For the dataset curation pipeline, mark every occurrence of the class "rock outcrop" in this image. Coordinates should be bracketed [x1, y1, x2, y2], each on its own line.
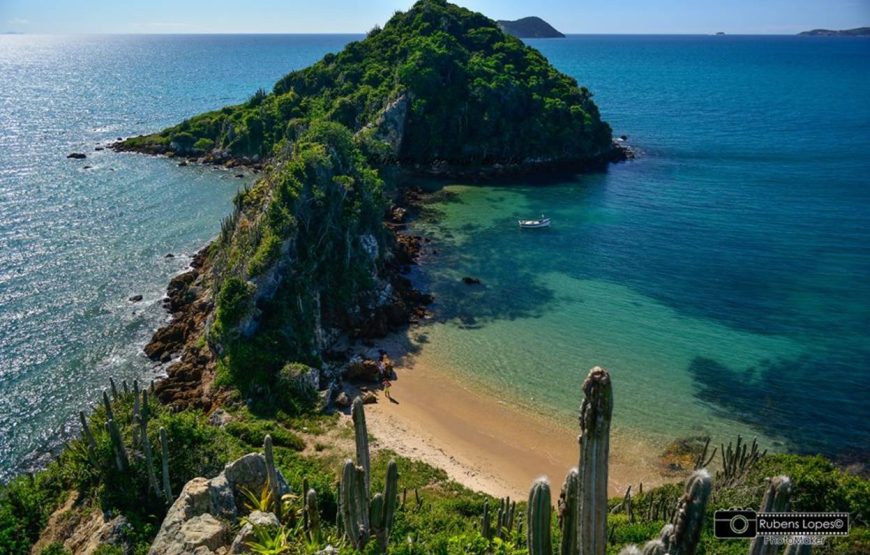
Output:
[149, 453, 290, 555]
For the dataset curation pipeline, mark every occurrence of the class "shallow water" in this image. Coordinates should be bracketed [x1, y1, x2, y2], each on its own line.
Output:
[409, 35, 870, 462]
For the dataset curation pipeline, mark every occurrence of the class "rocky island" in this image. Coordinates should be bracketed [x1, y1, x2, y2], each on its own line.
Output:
[1, 1, 867, 554]
[798, 27, 870, 36]
[497, 16, 566, 39]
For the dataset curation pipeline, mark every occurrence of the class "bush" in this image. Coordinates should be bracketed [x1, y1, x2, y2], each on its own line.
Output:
[224, 419, 305, 451]
[215, 277, 254, 331]
[193, 137, 215, 152]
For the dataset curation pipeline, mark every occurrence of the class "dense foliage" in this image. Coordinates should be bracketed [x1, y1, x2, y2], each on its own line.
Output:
[210, 121, 388, 408]
[121, 0, 613, 167]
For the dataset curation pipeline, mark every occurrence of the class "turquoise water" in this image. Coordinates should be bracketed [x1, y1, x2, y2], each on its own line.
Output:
[409, 36, 870, 462]
[0, 34, 357, 480]
[0, 34, 867, 480]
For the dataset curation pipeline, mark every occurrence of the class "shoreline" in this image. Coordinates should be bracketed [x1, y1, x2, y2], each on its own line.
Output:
[364, 331, 671, 499]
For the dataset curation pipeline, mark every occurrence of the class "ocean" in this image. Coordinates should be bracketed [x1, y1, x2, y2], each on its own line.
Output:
[0, 33, 867, 480]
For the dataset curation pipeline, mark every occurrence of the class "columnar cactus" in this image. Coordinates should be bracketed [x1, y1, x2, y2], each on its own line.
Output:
[527, 477, 553, 555]
[749, 476, 792, 555]
[558, 468, 580, 555]
[783, 539, 812, 555]
[482, 499, 492, 540]
[105, 418, 128, 471]
[78, 411, 96, 456]
[160, 426, 172, 504]
[352, 397, 371, 494]
[577, 366, 613, 555]
[140, 390, 162, 498]
[657, 469, 712, 555]
[306, 488, 322, 543]
[338, 397, 399, 551]
[263, 434, 281, 514]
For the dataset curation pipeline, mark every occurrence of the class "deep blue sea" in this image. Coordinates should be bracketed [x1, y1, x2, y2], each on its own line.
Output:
[0, 34, 868, 479]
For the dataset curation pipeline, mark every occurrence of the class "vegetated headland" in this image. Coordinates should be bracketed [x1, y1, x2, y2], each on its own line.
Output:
[1, 1, 866, 554]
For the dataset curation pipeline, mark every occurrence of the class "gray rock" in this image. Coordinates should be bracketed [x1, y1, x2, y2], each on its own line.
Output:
[229, 511, 280, 554]
[150, 454, 290, 553]
[207, 408, 234, 427]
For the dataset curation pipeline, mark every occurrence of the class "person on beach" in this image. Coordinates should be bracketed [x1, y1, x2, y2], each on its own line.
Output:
[383, 379, 392, 400]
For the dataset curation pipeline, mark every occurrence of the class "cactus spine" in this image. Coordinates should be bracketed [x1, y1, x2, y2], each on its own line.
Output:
[749, 476, 792, 555]
[338, 397, 399, 551]
[558, 468, 580, 555]
[577, 366, 613, 555]
[527, 477, 553, 555]
[658, 469, 712, 555]
[160, 426, 172, 504]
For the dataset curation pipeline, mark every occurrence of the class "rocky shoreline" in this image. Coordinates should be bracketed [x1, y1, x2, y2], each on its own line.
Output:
[141, 182, 434, 414]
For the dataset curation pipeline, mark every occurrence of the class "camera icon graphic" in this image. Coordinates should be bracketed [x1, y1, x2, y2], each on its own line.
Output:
[714, 509, 758, 539]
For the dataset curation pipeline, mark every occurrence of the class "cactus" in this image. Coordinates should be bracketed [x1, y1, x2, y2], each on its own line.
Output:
[338, 398, 400, 551]
[659, 469, 712, 555]
[263, 434, 281, 516]
[352, 397, 371, 494]
[340, 459, 370, 549]
[749, 476, 792, 555]
[617, 547, 642, 555]
[577, 366, 613, 555]
[482, 499, 492, 540]
[102, 391, 115, 422]
[640, 538, 667, 555]
[718, 436, 766, 488]
[527, 477, 553, 555]
[557, 468, 580, 554]
[105, 418, 128, 471]
[110, 378, 119, 399]
[78, 411, 96, 456]
[306, 488, 322, 543]
[160, 426, 172, 504]
[140, 390, 162, 498]
[132, 381, 141, 448]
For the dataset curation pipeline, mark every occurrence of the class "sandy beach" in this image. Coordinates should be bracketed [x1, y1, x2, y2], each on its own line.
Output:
[364, 333, 671, 500]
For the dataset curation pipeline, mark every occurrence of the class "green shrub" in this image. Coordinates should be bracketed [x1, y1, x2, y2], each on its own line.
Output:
[215, 277, 254, 331]
[193, 137, 215, 152]
[224, 419, 305, 451]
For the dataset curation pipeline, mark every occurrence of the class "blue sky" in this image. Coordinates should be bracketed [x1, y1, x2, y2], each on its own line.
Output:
[2, 0, 868, 34]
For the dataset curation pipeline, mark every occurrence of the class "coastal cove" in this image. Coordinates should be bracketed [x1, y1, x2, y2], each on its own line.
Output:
[2, 32, 869, 483]
[1, 4, 869, 551]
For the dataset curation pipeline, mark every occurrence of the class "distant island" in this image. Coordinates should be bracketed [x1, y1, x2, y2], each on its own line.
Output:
[497, 16, 565, 38]
[798, 27, 870, 36]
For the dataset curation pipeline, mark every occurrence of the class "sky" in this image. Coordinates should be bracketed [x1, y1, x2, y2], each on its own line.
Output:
[2, 0, 868, 35]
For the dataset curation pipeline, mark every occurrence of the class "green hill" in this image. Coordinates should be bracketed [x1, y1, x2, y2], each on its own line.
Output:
[119, 0, 615, 171]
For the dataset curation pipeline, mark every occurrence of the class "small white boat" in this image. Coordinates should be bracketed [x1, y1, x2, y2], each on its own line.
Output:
[518, 214, 551, 229]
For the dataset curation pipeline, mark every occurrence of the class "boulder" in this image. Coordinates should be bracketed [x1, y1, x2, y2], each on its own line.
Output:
[150, 454, 291, 554]
[461, 276, 481, 285]
[334, 391, 351, 408]
[67, 152, 87, 159]
[129, 294, 144, 303]
[343, 356, 381, 382]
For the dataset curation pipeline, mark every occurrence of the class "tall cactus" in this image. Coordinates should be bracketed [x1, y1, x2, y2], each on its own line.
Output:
[338, 397, 399, 552]
[558, 468, 580, 555]
[783, 539, 812, 555]
[527, 478, 553, 555]
[577, 366, 613, 555]
[136, 390, 161, 498]
[105, 418, 128, 471]
[658, 469, 712, 555]
[352, 397, 371, 494]
[305, 488, 321, 542]
[78, 411, 96, 458]
[263, 434, 281, 516]
[749, 476, 792, 555]
[160, 426, 172, 505]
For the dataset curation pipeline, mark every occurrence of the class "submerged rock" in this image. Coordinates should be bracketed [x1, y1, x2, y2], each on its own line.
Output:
[67, 152, 87, 159]
[462, 276, 481, 285]
[129, 294, 144, 303]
